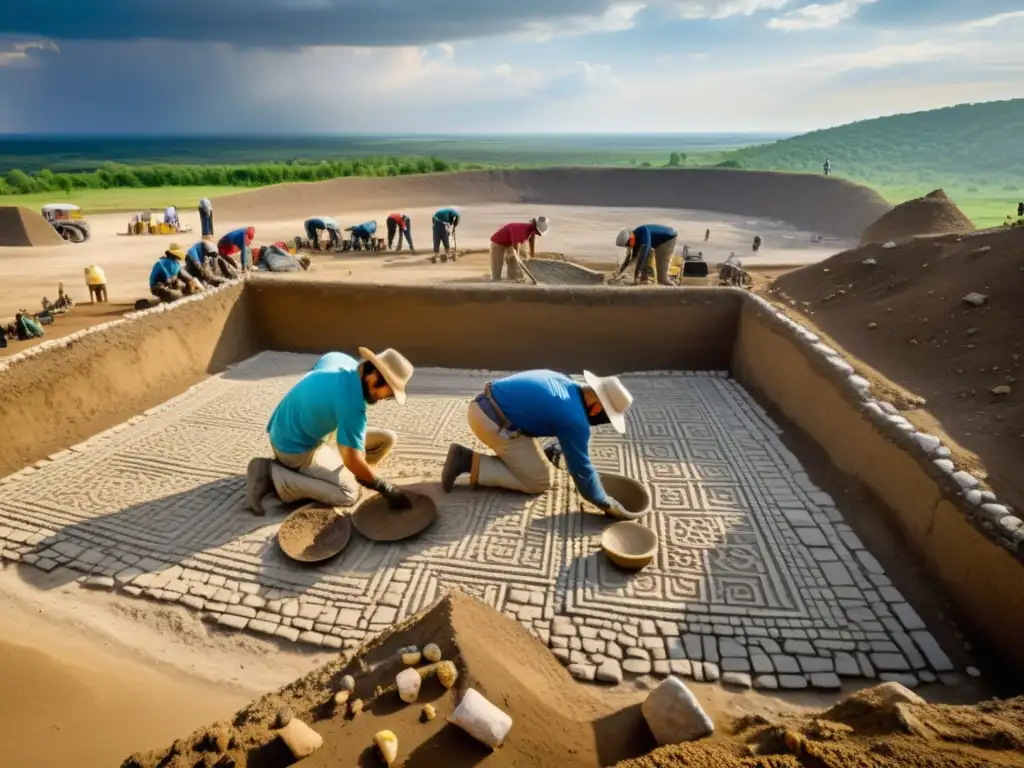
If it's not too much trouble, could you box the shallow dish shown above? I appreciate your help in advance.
[598,472,652,519]
[601,521,658,570]
[278,504,353,563]
[352,489,438,542]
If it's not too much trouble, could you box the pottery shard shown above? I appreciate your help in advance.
[277,718,323,759]
[872,681,925,709]
[641,676,714,746]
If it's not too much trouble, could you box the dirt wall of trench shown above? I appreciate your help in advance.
[244,279,741,373]
[0,285,256,479]
[731,299,1024,672]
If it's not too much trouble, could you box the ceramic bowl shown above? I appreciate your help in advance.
[601,521,658,570]
[599,472,652,519]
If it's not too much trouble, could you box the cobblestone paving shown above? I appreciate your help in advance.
[0,352,956,689]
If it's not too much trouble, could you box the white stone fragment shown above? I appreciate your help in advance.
[862,258,877,265]
[933,459,954,474]
[883,241,897,249]
[812,343,839,357]
[827,357,854,375]
[913,433,941,454]
[848,375,871,392]
[641,676,714,746]
[396,667,422,703]
[965,490,982,506]
[951,471,979,490]
[448,688,513,749]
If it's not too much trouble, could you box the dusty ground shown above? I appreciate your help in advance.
[763,226,1024,512]
[0,202,850,323]
[126,592,1024,768]
[0,566,333,768]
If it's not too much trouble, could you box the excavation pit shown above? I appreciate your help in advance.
[1,278,1022,690]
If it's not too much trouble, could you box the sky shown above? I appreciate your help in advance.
[0,0,1021,135]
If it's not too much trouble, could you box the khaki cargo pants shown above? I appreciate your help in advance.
[270,428,396,507]
[638,236,678,285]
[468,400,551,494]
[489,242,526,281]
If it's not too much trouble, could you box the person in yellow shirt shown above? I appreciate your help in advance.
[84,265,108,303]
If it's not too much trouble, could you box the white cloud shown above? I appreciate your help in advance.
[0,39,59,67]
[956,10,1024,31]
[800,40,950,71]
[665,0,793,20]
[512,2,646,42]
[767,0,876,32]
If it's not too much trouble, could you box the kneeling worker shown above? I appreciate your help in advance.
[150,244,202,303]
[440,369,640,519]
[489,216,548,280]
[386,213,414,251]
[246,348,416,514]
[614,224,678,285]
[304,216,342,250]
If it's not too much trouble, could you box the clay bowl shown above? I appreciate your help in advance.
[601,521,658,570]
[599,472,652,519]
[278,504,353,563]
[352,488,437,543]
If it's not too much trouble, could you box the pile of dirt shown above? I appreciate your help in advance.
[122,591,1024,768]
[860,190,975,245]
[121,591,651,768]
[528,255,607,286]
[766,225,1024,511]
[613,687,1024,767]
[0,206,65,247]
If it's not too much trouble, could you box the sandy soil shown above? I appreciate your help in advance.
[763,226,1024,512]
[125,592,1024,768]
[0,202,851,323]
[0,566,333,768]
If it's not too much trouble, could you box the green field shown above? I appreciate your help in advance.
[3,186,241,214]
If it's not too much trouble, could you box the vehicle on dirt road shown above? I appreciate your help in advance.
[41,203,91,243]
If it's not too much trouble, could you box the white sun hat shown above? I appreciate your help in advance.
[358,347,414,405]
[615,228,631,247]
[583,371,633,434]
[535,216,549,234]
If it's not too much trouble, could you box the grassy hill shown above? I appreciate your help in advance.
[719,99,1024,228]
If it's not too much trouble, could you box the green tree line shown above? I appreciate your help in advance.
[0,156,469,196]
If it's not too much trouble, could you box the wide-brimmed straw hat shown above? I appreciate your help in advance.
[166,243,187,260]
[358,347,414,404]
[535,216,550,235]
[583,371,633,434]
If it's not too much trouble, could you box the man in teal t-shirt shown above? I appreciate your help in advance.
[246,347,416,513]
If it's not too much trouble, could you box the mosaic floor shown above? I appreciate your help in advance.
[0,352,956,689]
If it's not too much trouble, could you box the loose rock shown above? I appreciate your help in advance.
[422,704,436,722]
[437,660,458,689]
[277,718,323,759]
[340,674,356,692]
[641,676,714,746]
[397,667,422,704]
[448,688,513,749]
[374,730,399,766]
[961,292,988,307]
[423,643,443,663]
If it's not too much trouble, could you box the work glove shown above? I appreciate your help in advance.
[543,442,563,469]
[603,497,640,520]
[376,479,412,511]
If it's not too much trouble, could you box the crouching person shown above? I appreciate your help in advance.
[440,369,641,519]
[150,244,202,303]
[246,348,416,514]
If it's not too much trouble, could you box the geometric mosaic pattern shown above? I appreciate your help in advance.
[0,352,957,690]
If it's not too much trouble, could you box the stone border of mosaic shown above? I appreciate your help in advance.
[741,293,1022,558]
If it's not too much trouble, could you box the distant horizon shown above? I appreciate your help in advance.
[0,131,795,139]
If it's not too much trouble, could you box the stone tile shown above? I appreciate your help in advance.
[722,672,752,689]
[778,674,809,690]
[623,658,652,675]
[910,631,954,672]
[810,673,842,690]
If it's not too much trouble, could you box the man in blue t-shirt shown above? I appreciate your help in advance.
[246,347,416,514]
[150,244,202,303]
[439,369,642,519]
[614,224,679,285]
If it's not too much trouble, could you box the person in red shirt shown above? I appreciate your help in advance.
[489,216,549,280]
[386,213,414,251]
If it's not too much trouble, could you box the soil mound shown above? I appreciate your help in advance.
[120,591,651,768]
[613,687,1024,767]
[0,206,65,247]
[528,255,607,286]
[213,168,891,239]
[124,591,1024,768]
[767,225,1024,510]
[861,189,975,245]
